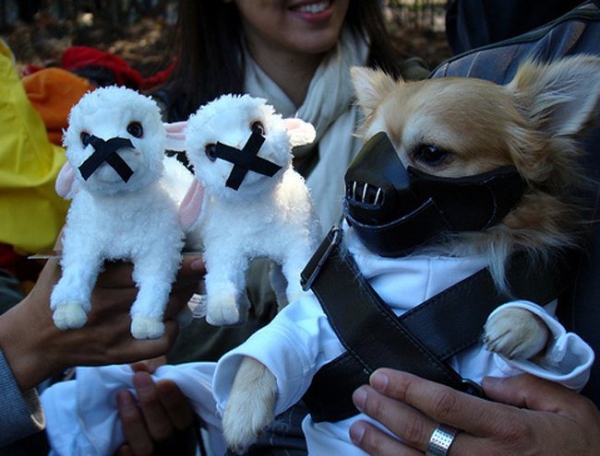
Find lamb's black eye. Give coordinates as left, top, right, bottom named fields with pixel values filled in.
left=81, top=132, right=91, bottom=147
left=413, top=144, right=449, bottom=166
left=251, top=121, right=265, bottom=136
left=127, top=121, right=144, bottom=138
left=205, top=143, right=218, bottom=161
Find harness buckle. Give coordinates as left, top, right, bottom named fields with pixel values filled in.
left=301, top=226, right=343, bottom=292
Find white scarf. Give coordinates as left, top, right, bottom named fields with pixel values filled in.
left=244, top=28, right=369, bottom=232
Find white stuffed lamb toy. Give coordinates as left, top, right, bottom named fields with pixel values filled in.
left=51, top=86, right=195, bottom=339
left=180, top=94, right=320, bottom=326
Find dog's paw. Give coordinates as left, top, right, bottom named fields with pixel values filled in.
left=222, top=357, right=277, bottom=454
left=131, top=316, right=165, bottom=339
left=483, top=307, right=549, bottom=359
left=206, top=293, right=246, bottom=326
left=52, top=303, right=88, bottom=330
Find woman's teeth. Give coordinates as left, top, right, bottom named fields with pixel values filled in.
left=295, top=1, right=330, bottom=14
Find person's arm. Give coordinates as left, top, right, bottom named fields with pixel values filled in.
left=0, top=254, right=202, bottom=392
left=349, top=368, right=600, bottom=455
left=0, top=253, right=203, bottom=446
left=0, top=348, right=45, bottom=446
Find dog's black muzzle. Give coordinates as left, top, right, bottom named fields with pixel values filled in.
left=344, top=132, right=526, bottom=257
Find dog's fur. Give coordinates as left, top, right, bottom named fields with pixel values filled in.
left=180, top=94, right=320, bottom=325
left=218, top=56, right=600, bottom=452
left=51, top=86, right=194, bottom=339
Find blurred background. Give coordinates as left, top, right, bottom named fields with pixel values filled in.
left=0, top=0, right=453, bottom=79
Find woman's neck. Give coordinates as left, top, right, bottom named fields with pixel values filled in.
left=245, top=41, right=325, bottom=108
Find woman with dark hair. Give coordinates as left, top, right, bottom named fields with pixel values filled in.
left=115, top=2, right=428, bottom=454
left=160, top=1, right=421, bottom=120
left=153, top=0, right=429, bottom=367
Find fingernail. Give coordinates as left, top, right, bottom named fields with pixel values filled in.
left=132, top=371, right=154, bottom=395
left=349, top=421, right=366, bottom=445
left=352, top=386, right=367, bottom=411
left=117, top=390, right=134, bottom=409
left=371, top=371, right=389, bottom=392
left=482, top=376, right=503, bottom=389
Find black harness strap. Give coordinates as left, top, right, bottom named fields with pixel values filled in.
left=300, top=226, right=568, bottom=422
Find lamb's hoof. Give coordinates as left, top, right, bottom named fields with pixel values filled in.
left=483, top=307, right=549, bottom=359
left=206, top=294, right=246, bottom=326
left=131, top=316, right=165, bottom=340
left=53, top=303, right=88, bottom=330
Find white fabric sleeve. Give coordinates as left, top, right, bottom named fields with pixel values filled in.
left=491, top=300, right=594, bottom=391
left=213, top=294, right=343, bottom=417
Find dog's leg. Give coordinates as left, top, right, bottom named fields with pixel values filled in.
left=483, top=306, right=550, bottom=359
left=222, top=356, right=278, bottom=454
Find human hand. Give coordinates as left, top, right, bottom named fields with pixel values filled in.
left=349, top=369, right=600, bottom=455
left=0, top=253, right=205, bottom=392
left=115, top=358, right=196, bottom=456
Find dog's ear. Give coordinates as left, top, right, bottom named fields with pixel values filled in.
left=283, top=118, right=316, bottom=148
left=508, top=55, right=600, bottom=137
left=350, top=66, right=398, bottom=117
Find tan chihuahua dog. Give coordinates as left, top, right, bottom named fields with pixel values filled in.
left=216, top=56, right=600, bottom=453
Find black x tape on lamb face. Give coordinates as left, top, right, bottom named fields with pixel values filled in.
left=209, top=129, right=282, bottom=190
left=78, top=135, right=135, bottom=182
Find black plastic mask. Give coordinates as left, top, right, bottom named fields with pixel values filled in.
left=344, top=132, right=526, bottom=257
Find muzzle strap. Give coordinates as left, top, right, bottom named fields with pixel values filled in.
left=78, top=136, right=135, bottom=182
left=213, top=130, right=282, bottom=190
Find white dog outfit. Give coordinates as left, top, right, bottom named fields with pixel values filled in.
left=212, top=224, right=594, bottom=456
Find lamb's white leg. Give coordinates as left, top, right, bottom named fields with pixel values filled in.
left=130, top=254, right=180, bottom=339
left=203, top=250, right=249, bottom=326
left=50, top=256, right=103, bottom=330
left=222, top=357, right=278, bottom=454
left=281, top=242, right=314, bottom=304
left=483, top=306, right=550, bottom=359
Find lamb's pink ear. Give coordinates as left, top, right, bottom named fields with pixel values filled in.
left=55, top=162, right=76, bottom=199
left=180, top=179, right=206, bottom=231
left=284, top=118, right=317, bottom=148
left=164, top=121, right=188, bottom=151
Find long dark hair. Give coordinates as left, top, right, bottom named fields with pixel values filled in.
left=161, top=0, right=405, bottom=121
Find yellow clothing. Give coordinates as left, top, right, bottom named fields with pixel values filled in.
left=0, top=40, right=69, bottom=253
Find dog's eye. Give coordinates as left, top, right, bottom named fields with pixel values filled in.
left=80, top=132, right=91, bottom=147
left=413, top=144, right=448, bottom=167
left=251, top=121, right=265, bottom=136
left=205, top=144, right=218, bottom=161
left=127, top=121, right=144, bottom=138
